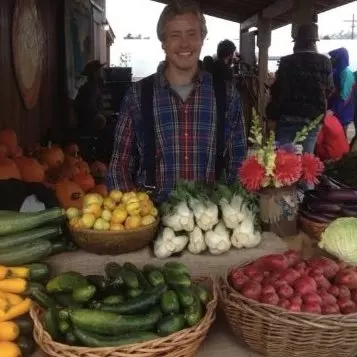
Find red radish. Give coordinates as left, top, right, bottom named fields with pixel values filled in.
left=351, top=290, right=357, bottom=304
left=294, top=276, right=317, bottom=295
left=339, top=286, right=351, bottom=299
left=251, top=272, right=264, bottom=283
left=278, top=299, right=291, bottom=309
left=242, top=264, right=262, bottom=278
left=229, top=270, right=248, bottom=290
left=303, top=293, right=322, bottom=305
left=279, top=268, right=301, bottom=284
left=338, top=298, right=356, bottom=314
left=310, top=273, right=331, bottom=290
left=269, top=271, right=280, bottom=283
left=294, top=262, right=307, bottom=275
left=319, top=290, right=337, bottom=306
left=309, top=267, right=324, bottom=275
left=284, top=250, right=301, bottom=267
left=261, top=285, right=276, bottom=295
left=302, top=303, right=322, bottom=314
left=260, top=292, right=279, bottom=305
left=289, top=302, right=301, bottom=312
left=277, top=285, right=294, bottom=299
left=334, top=269, right=357, bottom=290
left=274, top=279, right=288, bottom=288
left=240, top=281, right=262, bottom=300
left=307, top=258, right=339, bottom=279
left=322, top=304, right=340, bottom=315
left=258, top=254, right=288, bottom=271
left=290, top=295, right=303, bottom=306
left=327, top=285, right=340, bottom=297
left=261, top=277, right=272, bottom=287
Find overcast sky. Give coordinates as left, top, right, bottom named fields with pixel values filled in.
left=107, top=0, right=357, bottom=42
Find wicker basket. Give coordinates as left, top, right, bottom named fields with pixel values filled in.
left=68, top=219, right=159, bottom=255
left=298, top=214, right=329, bottom=241
left=30, top=276, right=217, bottom=357
left=219, top=265, right=357, bottom=357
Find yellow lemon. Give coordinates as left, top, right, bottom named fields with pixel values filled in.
left=111, top=208, right=128, bottom=224
left=109, top=189, right=123, bottom=203
left=83, top=193, right=103, bottom=207
left=116, top=203, right=125, bottom=210
left=137, top=192, right=150, bottom=201
left=110, top=223, right=125, bottom=231
left=93, top=218, right=108, bottom=230
left=125, top=215, right=141, bottom=229
left=83, top=203, right=102, bottom=219
left=69, top=217, right=81, bottom=229
left=101, top=209, right=112, bottom=222
left=80, top=213, right=96, bottom=229
left=122, top=191, right=137, bottom=204
left=126, top=202, right=141, bottom=216
left=150, top=207, right=158, bottom=217
left=141, top=215, right=156, bottom=226
left=103, top=197, right=116, bottom=211
left=139, top=199, right=153, bottom=216
left=66, top=207, right=81, bottom=220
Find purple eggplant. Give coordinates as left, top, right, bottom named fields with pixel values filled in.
left=317, top=189, right=357, bottom=203
left=299, top=209, right=334, bottom=224
left=342, top=209, right=357, bottom=217
left=304, top=200, right=342, bottom=214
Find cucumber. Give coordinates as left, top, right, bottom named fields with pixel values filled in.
left=50, top=239, right=69, bottom=255
left=30, top=288, right=56, bottom=310
left=73, top=328, right=158, bottom=347
left=123, top=262, right=151, bottom=290
left=157, top=314, right=186, bottom=337
left=23, top=282, right=46, bottom=296
left=65, top=331, right=78, bottom=345
left=46, top=272, right=89, bottom=294
left=58, top=308, right=70, bottom=321
left=102, top=295, right=125, bottom=305
left=126, top=288, right=144, bottom=299
left=0, top=239, right=52, bottom=266
left=164, top=270, right=192, bottom=289
left=54, top=293, right=82, bottom=308
left=0, top=207, right=64, bottom=236
left=175, top=287, right=196, bottom=308
left=59, top=320, right=71, bottom=334
left=160, top=290, right=180, bottom=315
left=23, top=263, right=51, bottom=282
left=86, top=275, right=107, bottom=292
left=16, top=335, right=36, bottom=357
left=43, top=307, right=62, bottom=341
left=184, top=297, right=203, bottom=327
left=145, top=269, right=166, bottom=287
left=104, top=262, right=125, bottom=290
left=14, top=315, right=33, bottom=336
left=70, top=306, right=163, bottom=336
left=0, top=225, right=61, bottom=249
left=119, top=267, right=139, bottom=290
left=98, top=284, right=166, bottom=315
left=164, top=262, right=189, bottom=275
left=192, top=285, right=212, bottom=306
left=142, top=264, right=160, bottom=273
left=72, top=285, right=96, bottom=302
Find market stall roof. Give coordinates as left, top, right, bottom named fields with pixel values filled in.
left=150, top=0, right=355, bottom=29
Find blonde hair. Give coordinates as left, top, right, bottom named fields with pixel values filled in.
left=156, top=0, right=207, bottom=42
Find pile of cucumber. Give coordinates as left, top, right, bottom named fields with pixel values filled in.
left=31, top=262, right=212, bottom=348
left=0, top=207, right=77, bottom=265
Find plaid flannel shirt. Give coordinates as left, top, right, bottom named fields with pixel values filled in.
left=107, top=64, right=246, bottom=198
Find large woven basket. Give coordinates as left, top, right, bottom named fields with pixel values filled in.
left=30, top=276, right=217, bottom=357
left=68, top=219, right=159, bottom=255
left=219, top=265, right=357, bottom=357
left=298, top=213, right=329, bottom=241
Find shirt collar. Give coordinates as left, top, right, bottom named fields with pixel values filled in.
left=156, top=61, right=204, bottom=88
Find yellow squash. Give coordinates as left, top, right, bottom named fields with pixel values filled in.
left=8, top=267, right=29, bottom=279
left=0, top=298, right=31, bottom=322
left=0, top=321, right=20, bottom=341
left=0, top=266, right=9, bottom=280
left=0, top=279, right=27, bottom=294
left=0, top=341, right=22, bottom=357
left=3, top=293, right=23, bottom=306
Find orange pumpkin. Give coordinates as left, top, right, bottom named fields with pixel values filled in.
left=76, top=159, right=90, bottom=174
left=59, top=162, right=81, bottom=180
left=14, top=156, right=45, bottom=182
left=38, top=145, right=65, bottom=169
left=64, top=143, right=80, bottom=157
left=0, top=129, right=18, bottom=157
left=55, top=179, right=84, bottom=209
left=73, top=172, right=95, bottom=192
left=91, top=161, right=108, bottom=179
left=0, top=158, right=21, bottom=180
left=90, top=184, right=108, bottom=197
left=0, top=144, right=8, bottom=158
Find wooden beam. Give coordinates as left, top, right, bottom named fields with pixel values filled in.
left=240, top=14, right=259, bottom=31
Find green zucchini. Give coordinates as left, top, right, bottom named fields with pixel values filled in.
left=23, top=263, right=51, bottom=282
left=0, top=208, right=64, bottom=236
left=23, top=282, right=46, bottom=297
left=101, top=294, right=125, bottom=305
left=157, top=314, right=186, bottom=336
left=0, top=239, right=52, bottom=266
left=73, top=328, right=158, bottom=347
left=72, top=285, right=96, bottom=302
left=160, top=290, right=180, bottom=315
left=123, top=262, right=151, bottom=290
left=14, top=315, right=33, bottom=336
left=30, top=288, right=56, bottom=310
left=50, top=239, right=69, bottom=255
left=0, top=225, right=61, bottom=249
left=164, top=262, right=189, bottom=275
left=16, top=335, right=36, bottom=357
left=98, top=284, right=166, bottom=315
left=43, top=307, right=62, bottom=341
left=46, top=272, right=88, bottom=294
left=70, top=306, right=163, bottom=336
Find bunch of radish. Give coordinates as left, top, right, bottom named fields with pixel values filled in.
left=229, top=251, right=357, bottom=314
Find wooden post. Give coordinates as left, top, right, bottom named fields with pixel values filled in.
left=257, top=17, right=271, bottom=126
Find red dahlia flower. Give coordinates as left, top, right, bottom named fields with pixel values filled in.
left=274, top=150, right=302, bottom=186
left=301, top=153, right=324, bottom=185
left=239, top=156, right=266, bottom=191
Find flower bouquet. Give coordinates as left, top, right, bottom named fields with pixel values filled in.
left=239, top=110, right=324, bottom=236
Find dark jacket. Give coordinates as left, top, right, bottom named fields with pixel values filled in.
left=266, top=52, right=334, bottom=120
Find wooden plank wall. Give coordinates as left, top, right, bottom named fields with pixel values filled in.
left=0, top=0, right=67, bottom=152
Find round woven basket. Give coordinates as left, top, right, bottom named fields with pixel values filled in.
left=30, top=276, right=217, bottom=357
left=219, top=265, right=357, bottom=357
left=68, top=219, right=159, bottom=255
left=298, top=214, right=329, bottom=241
